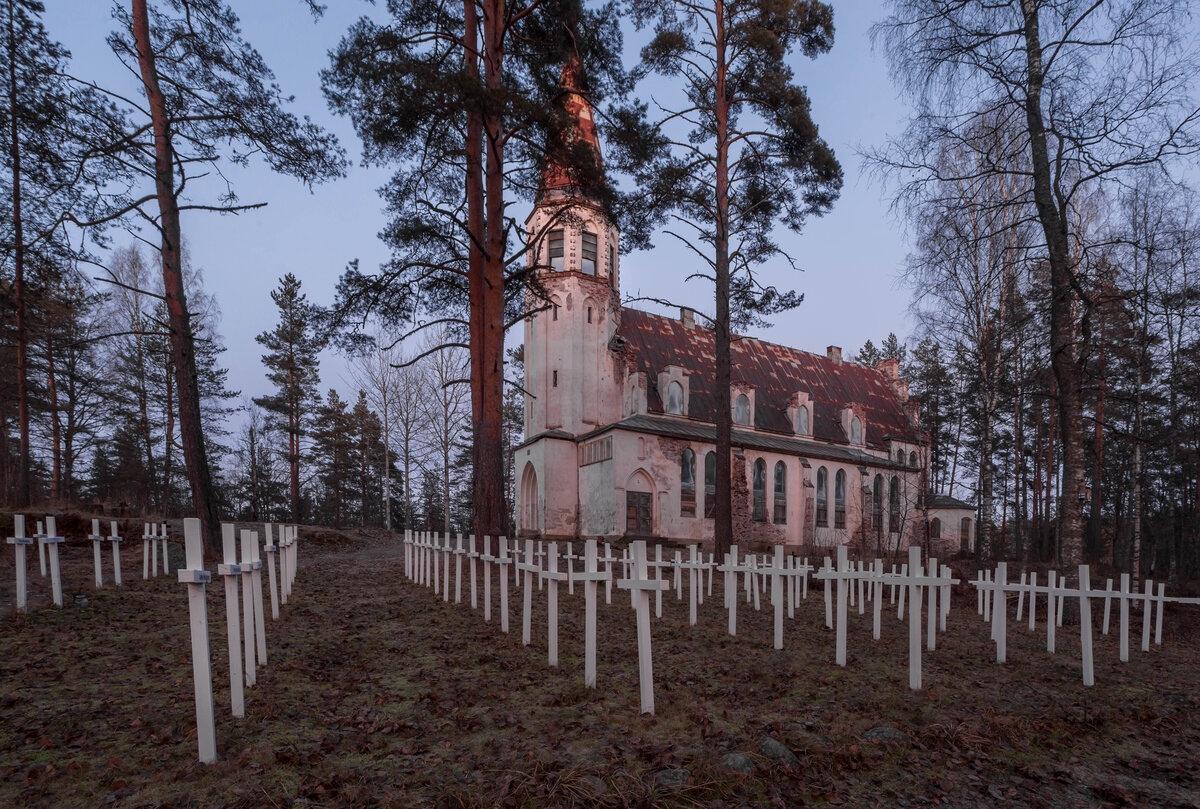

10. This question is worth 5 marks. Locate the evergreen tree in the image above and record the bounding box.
[255,273,323,523]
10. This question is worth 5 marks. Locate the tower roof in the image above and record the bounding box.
[539,53,606,203]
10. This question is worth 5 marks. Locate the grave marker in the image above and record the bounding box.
[518,539,538,646]
[178,518,216,763]
[36,519,47,577]
[540,542,567,666]
[43,516,65,607]
[454,534,465,604]
[468,535,479,609]
[263,523,280,621]
[498,537,511,634]
[572,539,607,688]
[89,519,105,588]
[617,540,669,715]
[249,531,267,665]
[108,521,124,586]
[218,524,245,718]
[7,515,31,612]
[481,535,494,623]
[239,529,258,686]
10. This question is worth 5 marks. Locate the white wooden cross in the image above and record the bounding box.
[518,538,538,646]
[540,541,567,666]
[143,523,154,580]
[673,550,683,601]
[453,533,465,604]
[42,516,65,608]
[768,546,788,650]
[178,518,216,763]
[649,545,669,618]
[1101,577,1113,634]
[599,542,617,604]
[107,521,124,586]
[248,531,267,665]
[677,545,707,626]
[718,546,755,637]
[819,555,834,628]
[432,532,442,597]
[263,523,280,621]
[563,542,579,595]
[239,529,259,686]
[572,539,608,688]
[813,546,855,666]
[534,542,547,591]
[35,519,47,577]
[89,519,106,588]
[161,524,171,576]
[497,536,511,633]
[218,524,245,718]
[443,534,452,603]
[480,535,495,622]
[7,514,32,612]
[617,540,670,714]
[467,535,479,609]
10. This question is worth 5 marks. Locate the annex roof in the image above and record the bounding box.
[613,308,925,447]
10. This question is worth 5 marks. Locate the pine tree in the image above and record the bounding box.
[255,273,323,523]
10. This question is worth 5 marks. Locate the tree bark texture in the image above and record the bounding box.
[8,2,30,506]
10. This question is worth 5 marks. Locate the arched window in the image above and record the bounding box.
[608,243,615,275]
[909,450,917,467]
[752,459,767,521]
[680,448,696,516]
[665,381,684,415]
[850,416,862,444]
[549,229,565,270]
[795,405,809,435]
[773,461,787,524]
[930,517,942,539]
[889,476,900,534]
[816,467,828,527]
[872,475,883,534]
[960,517,972,551]
[896,448,904,463]
[834,469,846,528]
[704,452,717,518]
[734,394,751,425]
[581,230,598,274]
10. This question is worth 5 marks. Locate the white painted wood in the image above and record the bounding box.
[1102,578,1112,635]
[835,546,849,666]
[7,514,30,612]
[454,534,464,604]
[218,524,245,718]
[993,562,1007,664]
[617,540,668,715]
[90,519,104,588]
[770,546,785,650]
[1046,570,1057,653]
[653,545,664,618]
[823,555,833,628]
[907,546,922,690]
[572,539,607,688]
[1119,573,1130,662]
[897,563,907,618]
[151,523,159,578]
[44,516,64,607]
[279,526,291,606]
[239,529,258,687]
[519,538,537,646]
[674,550,682,600]
[872,559,883,641]
[498,537,511,634]
[468,535,478,609]
[719,547,753,636]
[161,526,170,575]
[927,557,939,652]
[109,521,123,586]
[1028,571,1038,631]
[1015,571,1026,620]
[563,542,577,595]
[36,520,47,577]
[1141,579,1152,653]
[263,523,280,621]
[481,535,494,623]
[1079,565,1094,687]
[1155,583,1165,646]
[1057,573,1066,626]
[180,518,216,763]
[250,531,267,665]
[541,542,567,666]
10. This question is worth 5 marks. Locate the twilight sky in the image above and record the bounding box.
[45,0,916,412]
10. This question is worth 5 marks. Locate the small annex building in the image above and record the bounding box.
[514,57,974,555]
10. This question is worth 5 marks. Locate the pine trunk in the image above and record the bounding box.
[712,0,733,560]
[131,0,222,556]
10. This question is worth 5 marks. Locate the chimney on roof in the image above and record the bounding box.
[877,357,899,380]
[680,307,694,328]
[827,345,842,364]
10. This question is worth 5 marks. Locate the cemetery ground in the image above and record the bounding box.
[2,528,1199,809]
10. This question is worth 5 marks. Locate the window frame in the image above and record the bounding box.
[549,228,565,271]
[773,461,787,524]
[680,448,696,517]
[581,230,598,275]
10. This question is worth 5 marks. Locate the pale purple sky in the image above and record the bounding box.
[46,1,916,408]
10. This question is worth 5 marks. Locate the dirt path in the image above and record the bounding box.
[1,528,1198,808]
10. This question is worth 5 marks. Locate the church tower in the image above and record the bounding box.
[523,55,621,439]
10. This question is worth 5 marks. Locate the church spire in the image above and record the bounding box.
[539,52,606,203]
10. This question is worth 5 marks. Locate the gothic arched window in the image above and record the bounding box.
[816,467,828,527]
[889,476,900,534]
[930,517,942,539]
[773,461,787,524]
[704,451,716,518]
[795,405,809,435]
[581,229,598,275]
[960,517,972,551]
[850,416,862,444]
[909,450,917,467]
[665,381,684,415]
[734,394,751,426]
[872,474,883,534]
[834,469,846,528]
[680,448,696,516]
[753,459,766,521]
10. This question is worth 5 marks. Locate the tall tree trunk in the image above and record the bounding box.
[162,350,174,512]
[47,335,60,501]
[1088,327,1105,561]
[1020,0,1085,567]
[8,2,30,507]
[712,0,733,559]
[474,0,507,553]
[130,0,222,554]
[287,366,300,522]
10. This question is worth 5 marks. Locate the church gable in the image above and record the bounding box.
[614,308,922,447]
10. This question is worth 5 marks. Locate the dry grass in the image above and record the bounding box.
[2,528,1199,808]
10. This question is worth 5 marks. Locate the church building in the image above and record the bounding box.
[514,58,974,555]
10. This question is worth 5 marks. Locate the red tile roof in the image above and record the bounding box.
[614,308,924,447]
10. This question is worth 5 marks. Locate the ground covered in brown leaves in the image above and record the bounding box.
[1,527,1198,808]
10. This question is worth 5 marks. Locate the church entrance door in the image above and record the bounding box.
[626,491,652,534]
